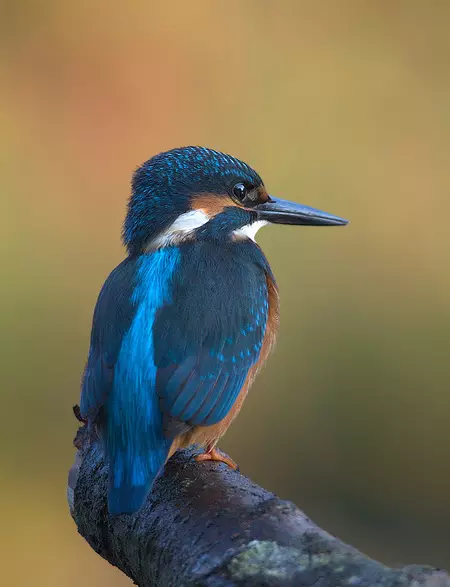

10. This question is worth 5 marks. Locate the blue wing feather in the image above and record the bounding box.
[80,258,138,421]
[187,371,229,423]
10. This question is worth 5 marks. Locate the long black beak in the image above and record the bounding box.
[255,196,348,226]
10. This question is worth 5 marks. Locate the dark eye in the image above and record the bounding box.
[232,183,248,201]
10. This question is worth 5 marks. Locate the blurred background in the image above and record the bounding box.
[2,1,450,584]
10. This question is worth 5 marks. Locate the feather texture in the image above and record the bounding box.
[81,249,180,514]
[79,147,285,515]
[154,241,271,431]
[80,239,273,515]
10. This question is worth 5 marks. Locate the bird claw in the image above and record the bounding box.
[195,447,238,470]
[73,404,87,424]
[72,404,98,449]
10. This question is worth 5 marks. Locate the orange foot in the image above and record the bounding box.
[195,447,238,470]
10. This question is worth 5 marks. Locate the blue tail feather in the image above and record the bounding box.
[105,371,172,515]
[108,483,150,516]
[107,443,170,515]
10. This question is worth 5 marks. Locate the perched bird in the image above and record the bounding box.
[79,146,348,515]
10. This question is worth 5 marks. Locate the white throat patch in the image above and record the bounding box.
[149,210,209,249]
[233,220,268,242]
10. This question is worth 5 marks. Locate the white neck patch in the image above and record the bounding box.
[233,220,268,242]
[149,211,268,249]
[149,209,209,249]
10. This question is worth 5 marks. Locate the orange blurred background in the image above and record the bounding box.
[2,1,450,584]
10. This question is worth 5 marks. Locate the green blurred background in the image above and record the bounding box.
[2,1,450,584]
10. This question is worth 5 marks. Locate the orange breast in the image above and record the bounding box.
[169,273,280,456]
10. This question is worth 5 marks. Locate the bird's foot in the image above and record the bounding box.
[195,447,238,470]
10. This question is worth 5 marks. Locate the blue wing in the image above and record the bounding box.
[80,258,138,421]
[154,241,270,433]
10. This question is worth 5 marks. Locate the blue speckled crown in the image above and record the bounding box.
[123,147,262,254]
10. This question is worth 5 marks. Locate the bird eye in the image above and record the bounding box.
[232,183,248,201]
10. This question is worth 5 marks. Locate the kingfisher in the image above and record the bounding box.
[79,146,348,515]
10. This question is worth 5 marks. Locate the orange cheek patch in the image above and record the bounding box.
[257,186,270,202]
[191,193,237,217]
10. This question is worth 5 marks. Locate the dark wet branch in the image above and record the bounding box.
[68,420,450,587]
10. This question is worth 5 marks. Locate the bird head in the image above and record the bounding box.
[123,146,348,254]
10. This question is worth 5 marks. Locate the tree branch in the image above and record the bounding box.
[68,422,450,586]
